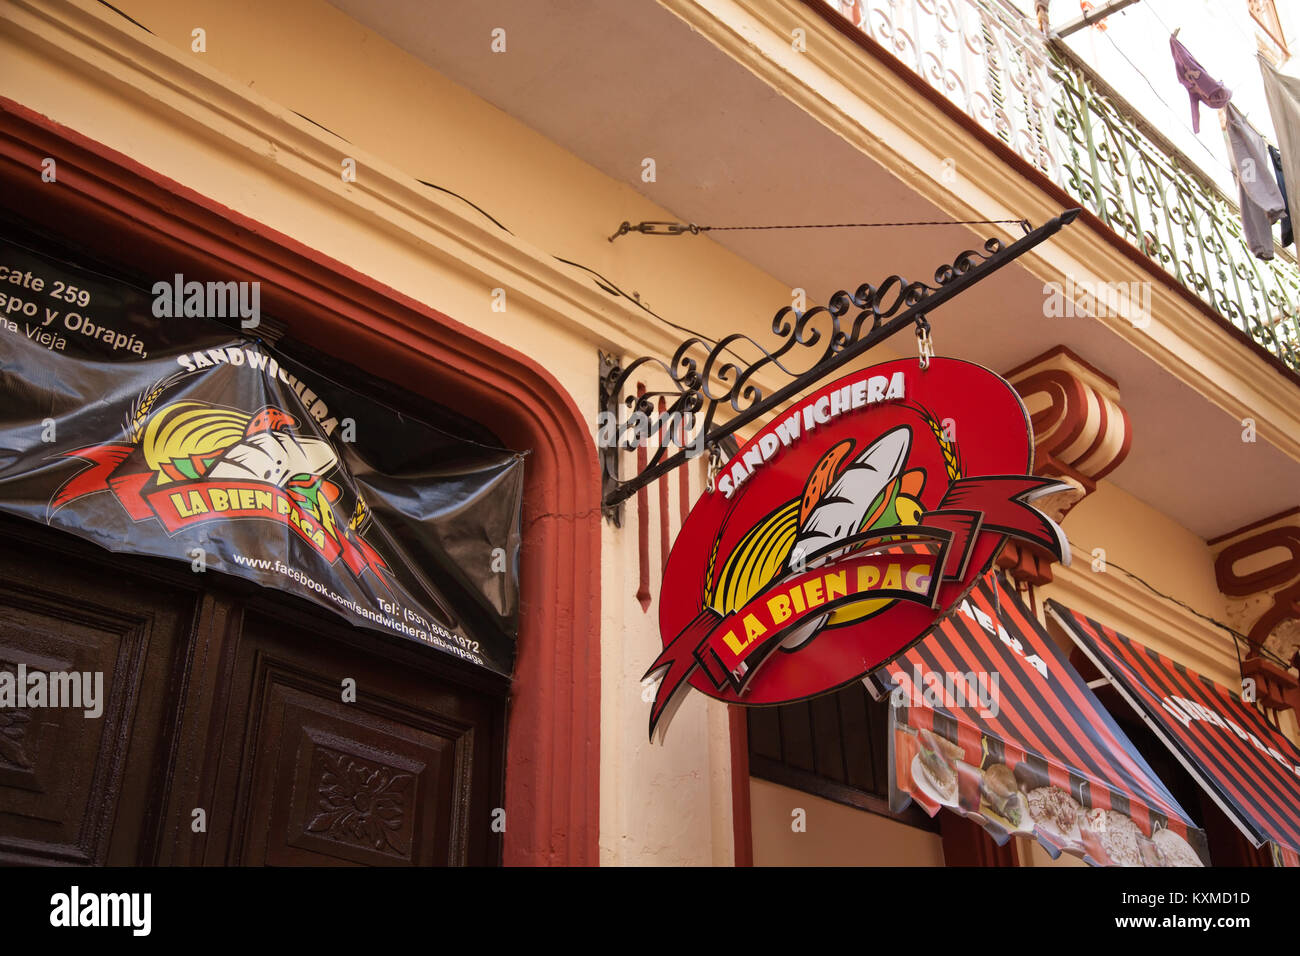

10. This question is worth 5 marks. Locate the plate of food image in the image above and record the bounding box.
[1081,808,1144,867]
[955,759,984,814]
[1151,826,1205,867]
[1137,835,1165,868]
[1025,786,1084,847]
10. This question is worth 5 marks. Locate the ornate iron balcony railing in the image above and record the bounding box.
[829,0,1300,372]
[834,0,1060,176]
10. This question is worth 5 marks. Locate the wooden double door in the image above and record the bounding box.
[0,514,506,866]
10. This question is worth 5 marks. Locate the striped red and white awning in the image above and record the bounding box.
[877,574,1207,866]
[1049,600,1300,864]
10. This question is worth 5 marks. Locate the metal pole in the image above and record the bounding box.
[1052,0,1141,39]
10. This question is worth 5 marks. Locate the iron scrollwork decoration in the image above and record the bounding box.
[599,209,1081,512]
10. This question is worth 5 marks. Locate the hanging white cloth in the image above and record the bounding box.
[1259,57,1300,245]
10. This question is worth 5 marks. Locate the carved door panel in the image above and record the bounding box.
[0,515,507,867]
[190,601,505,866]
[0,517,200,865]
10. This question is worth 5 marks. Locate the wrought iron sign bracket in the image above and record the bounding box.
[598,349,625,526]
[599,208,1081,510]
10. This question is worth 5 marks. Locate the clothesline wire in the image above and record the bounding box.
[1144,1,1175,37]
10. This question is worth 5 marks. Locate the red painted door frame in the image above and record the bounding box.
[0,97,601,866]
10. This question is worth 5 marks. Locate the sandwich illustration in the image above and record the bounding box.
[779,425,920,649]
[142,400,342,523]
[207,407,338,489]
[50,389,403,604]
[980,763,1025,829]
[916,728,963,803]
[703,424,933,653]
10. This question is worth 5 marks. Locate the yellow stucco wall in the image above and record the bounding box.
[749,778,945,866]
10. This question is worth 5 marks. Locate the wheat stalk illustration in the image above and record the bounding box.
[703,525,723,605]
[904,400,962,483]
[349,496,369,532]
[126,370,193,443]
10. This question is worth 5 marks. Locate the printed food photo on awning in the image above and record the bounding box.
[0,236,525,675]
[1048,601,1300,867]
[877,573,1210,867]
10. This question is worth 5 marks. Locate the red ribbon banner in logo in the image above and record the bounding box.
[52,443,392,584]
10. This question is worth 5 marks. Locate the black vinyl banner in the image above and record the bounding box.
[0,236,524,675]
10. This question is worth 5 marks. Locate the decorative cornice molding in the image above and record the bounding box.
[1207,506,1300,546]
[995,347,1131,586]
[1212,512,1300,715]
[0,0,786,401]
[1009,347,1133,487]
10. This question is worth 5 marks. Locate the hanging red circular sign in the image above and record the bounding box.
[648,357,1069,736]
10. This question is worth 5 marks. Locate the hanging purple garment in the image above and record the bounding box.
[1170,35,1231,133]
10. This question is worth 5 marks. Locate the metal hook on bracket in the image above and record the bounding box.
[704,444,723,493]
[915,315,934,370]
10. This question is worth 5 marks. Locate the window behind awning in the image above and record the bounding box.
[1048,600,1300,866]
[876,574,1208,866]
